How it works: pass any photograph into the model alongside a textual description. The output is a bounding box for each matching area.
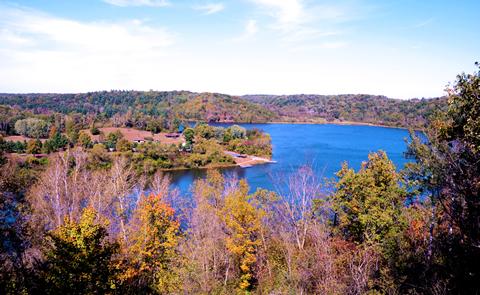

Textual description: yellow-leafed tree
[222,180,263,291]
[40,207,119,294]
[123,193,181,294]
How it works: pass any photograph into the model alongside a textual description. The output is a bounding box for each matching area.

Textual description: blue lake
[167,124,412,195]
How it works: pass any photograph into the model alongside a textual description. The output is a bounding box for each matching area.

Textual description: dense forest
[0,90,446,129]
[0,91,277,124]
[1,65,479,294]
[244,94,447,128]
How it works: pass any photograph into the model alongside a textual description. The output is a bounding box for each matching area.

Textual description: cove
[166,123,412,195]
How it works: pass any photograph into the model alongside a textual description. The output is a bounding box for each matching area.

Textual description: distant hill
[243,94,447,128]
[0,91,447,129]
[0,91,277,123]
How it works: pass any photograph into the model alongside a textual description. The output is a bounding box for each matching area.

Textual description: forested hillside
[0,91,277,123]
[244,94,447,128]
[0,91,446,129]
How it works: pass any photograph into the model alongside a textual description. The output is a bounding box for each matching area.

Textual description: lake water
[167,123,411,195]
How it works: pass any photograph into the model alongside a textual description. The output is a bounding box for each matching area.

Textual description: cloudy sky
[0,0,479,98]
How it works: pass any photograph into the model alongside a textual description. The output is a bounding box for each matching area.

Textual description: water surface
[168,124,411,194]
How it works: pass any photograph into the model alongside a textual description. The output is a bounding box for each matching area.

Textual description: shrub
[90,125,100,135]
[14,118,50,138]
[116,138,132,152]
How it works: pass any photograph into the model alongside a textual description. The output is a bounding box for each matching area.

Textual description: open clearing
[83,127,185,145]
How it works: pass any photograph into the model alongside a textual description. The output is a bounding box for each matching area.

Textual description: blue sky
[0,0,478,98]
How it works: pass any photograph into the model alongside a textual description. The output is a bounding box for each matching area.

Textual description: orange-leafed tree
[48,125,58,139]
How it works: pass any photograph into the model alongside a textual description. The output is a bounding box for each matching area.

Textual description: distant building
[165,133,180,138]
[132,138,145,144]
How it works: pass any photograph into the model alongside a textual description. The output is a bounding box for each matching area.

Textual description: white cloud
[0,6,175,92]
[250,0,305,25]
[289,41,348,52]
[232,19,258,42]
[245,19,258,35]
[102,0,170,7]
[0,9,174,53]
[248,0,355,47]
[249,0,361,27]
[280,27,340,43]
[194,2,225,15]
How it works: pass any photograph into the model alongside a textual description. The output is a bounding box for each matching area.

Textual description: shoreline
[5,152,274,172]
[267,121,408,129]
[158,163,238,172]
[3,121,415,173]
[158,157,274,172]
[212,120,422,131]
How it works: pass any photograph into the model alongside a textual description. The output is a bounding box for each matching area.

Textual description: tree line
[243,94,447,129]
[0,90,446,130]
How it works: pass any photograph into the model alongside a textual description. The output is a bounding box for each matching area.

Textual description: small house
[132,138,145,144]
[165,133,180,138]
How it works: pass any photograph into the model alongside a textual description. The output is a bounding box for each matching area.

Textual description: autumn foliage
[1,65,479,294]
